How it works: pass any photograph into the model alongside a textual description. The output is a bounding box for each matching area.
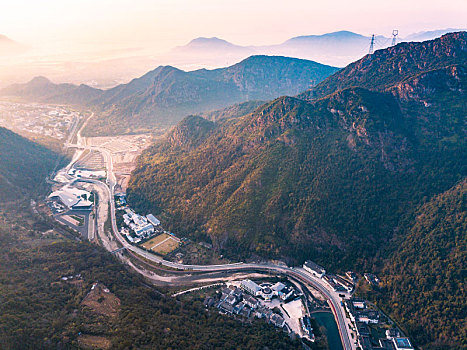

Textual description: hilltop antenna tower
[391,30,399,46]
[369,34,375,54]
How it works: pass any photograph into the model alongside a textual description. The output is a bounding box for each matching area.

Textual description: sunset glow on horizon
[1,0,466,54]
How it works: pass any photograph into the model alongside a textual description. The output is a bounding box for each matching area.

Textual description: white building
[132,214,147,226]
[134,223,154,237]
[271,282,286,293]
[303,261,326,278]
[240,280,262,296]
[49,186,93,210]
[146,214,161,226]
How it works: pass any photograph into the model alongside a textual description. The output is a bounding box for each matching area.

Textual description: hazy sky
[1,0,466,55]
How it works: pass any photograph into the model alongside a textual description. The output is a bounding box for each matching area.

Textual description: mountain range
[0,28,462,92]
[169,29,465,68]
[1,55,339,135]
[126,32,466,349]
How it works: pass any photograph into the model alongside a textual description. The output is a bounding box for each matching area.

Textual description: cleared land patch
[78,335,111,350]
[141,233,180,255]
[81,283,120,318]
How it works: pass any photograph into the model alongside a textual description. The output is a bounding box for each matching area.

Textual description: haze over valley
[0,1,465,349]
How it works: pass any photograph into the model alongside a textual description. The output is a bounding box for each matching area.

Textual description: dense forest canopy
[127,32,467,349]
[0,127,59,201]
[362,180,466,349]
[128,32,466,268]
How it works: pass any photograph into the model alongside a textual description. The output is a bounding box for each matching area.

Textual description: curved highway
[80,175,354,350]
[61,116,355,350]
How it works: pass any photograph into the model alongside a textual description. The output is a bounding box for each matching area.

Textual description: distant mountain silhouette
[166,29,465,67]
[0,34,27,55]
[1,55,338,135]
[404,28,465,42]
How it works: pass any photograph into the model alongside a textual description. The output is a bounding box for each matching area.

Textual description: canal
[312,311,344,350]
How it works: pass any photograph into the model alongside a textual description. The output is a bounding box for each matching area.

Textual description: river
[312,311,344,350]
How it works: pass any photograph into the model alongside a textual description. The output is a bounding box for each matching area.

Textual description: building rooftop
[356,322,370,336]
[240,279,261,293]
[218,301,234,313]
[225,295,237,305]
[146,214,160,226]
[222,288,232,296]
[304,260,326,274]
[271,282,286,292]
[49,186,92,209]
[244,295,258,305]
[386,328,401,339]
[393,337,414,350]
[269,314,285,327]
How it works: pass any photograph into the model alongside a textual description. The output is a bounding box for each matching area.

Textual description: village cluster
[344,298,414,350]
[203,279,316,342]
[116,194,182,257]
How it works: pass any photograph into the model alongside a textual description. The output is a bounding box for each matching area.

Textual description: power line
[392,29,399,46]
[369,34,375,54]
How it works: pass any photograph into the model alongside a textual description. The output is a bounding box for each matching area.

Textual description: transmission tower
[391,29,399,46]
[369,34,375,54]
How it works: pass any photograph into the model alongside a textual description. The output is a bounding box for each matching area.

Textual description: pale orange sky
[1,0,466,56]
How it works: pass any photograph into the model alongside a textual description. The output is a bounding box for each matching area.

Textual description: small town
[201,279,316,342]
[0,101,81,141]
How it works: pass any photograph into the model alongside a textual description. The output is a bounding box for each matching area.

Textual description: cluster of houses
[303,260,354,293]
[121,208,161,242]
[345,298,379,325]
[204,280,300,332]
[345,298,413,350]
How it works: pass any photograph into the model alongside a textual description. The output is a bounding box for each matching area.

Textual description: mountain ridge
[1,55,339,135]
[127,31,466,268]
[299,31,467,100]
[126,34,466,348]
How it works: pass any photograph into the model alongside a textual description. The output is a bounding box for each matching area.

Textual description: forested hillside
[127,32,466,268]
[298,31,466,100]
[0,124,301,349]
[200,100,265,122]
[0,219,301,349]
[126,31,467,349]
[361,180,466,350]
[0,127,58,201]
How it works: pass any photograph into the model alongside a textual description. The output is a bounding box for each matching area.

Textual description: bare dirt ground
[85,134,155,192]
[81,283,120,318]
[81,183,117,250]
[76,150,105,170]
[78,335,112,350]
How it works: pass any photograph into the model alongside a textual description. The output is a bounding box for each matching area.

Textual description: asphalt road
[59,114,355,350]
[108,179,352,350]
